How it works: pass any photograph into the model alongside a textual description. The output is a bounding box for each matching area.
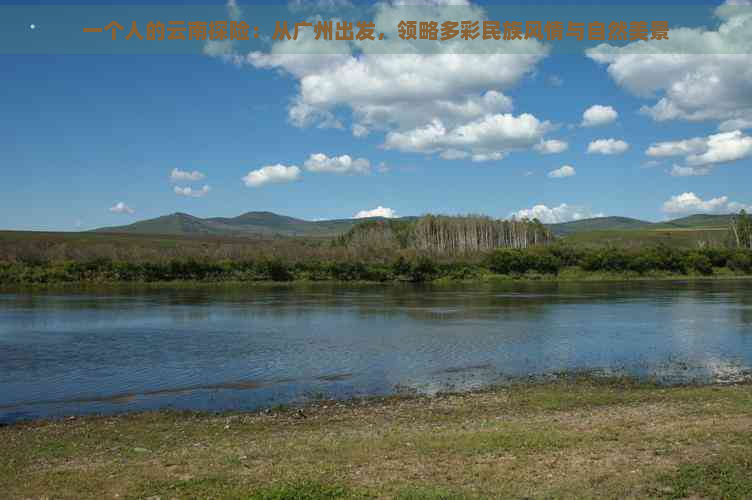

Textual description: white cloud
[384,113,551,158]
[510,203,603,224]
[204,40,234,57]
[226,0,241,20]
[647,130,752,168]
[581,105,618,127]
[231,0,550,153]
[202,0,242,56]
[670,165,712,177]
[547,165,576,178]
[587,3,752,126]
[719,117,752,132]
[685,131,752,166]
[288,0,354,12]
[646,138,707,158]
[535,139,568,154]
[471,152,505,162]
[174,185,211,198]
[303,153,370,174]
[353,206,397,219]
[242,164,301,187]
[662,192,751,214]
[170,168,206,182]
[352,124,370,137]
[247,51,542,133]
[109,202,134,214]
[587,138,630,155]
[439,149,469,160]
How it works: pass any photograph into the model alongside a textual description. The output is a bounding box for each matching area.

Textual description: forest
[1,213,751,284]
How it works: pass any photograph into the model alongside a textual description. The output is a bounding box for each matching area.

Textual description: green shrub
[729,252,752,273]
[686,252,714,275]
[410,256,438,282]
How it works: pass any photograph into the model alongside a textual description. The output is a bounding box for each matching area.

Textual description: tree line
[729,210,752,249]
[339,215,554,254]
[2,212,752,284]
[2,245,751,285]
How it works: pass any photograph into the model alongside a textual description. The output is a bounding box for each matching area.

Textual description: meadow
[2,378,751,499]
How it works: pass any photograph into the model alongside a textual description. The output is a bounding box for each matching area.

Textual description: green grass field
[2,379,752,499]
[562,227,729,249]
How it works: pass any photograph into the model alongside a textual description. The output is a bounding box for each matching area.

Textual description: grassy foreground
[2,379,752,499]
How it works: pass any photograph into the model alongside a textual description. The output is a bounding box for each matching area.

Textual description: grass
[2,379,752,499]
[563,228,729,249]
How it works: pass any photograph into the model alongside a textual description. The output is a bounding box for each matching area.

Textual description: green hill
[651,214,734,230]
[93,211,737,242]
[548,217,651,236]
[94,211,392,238]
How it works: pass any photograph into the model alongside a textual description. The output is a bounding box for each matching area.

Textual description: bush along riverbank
[1,246,752,285]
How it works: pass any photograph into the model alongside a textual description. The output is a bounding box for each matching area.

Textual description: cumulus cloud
[581,105,618,127]
[587,2,752,126]
[170,168,206,182]
[303,153,370,174]
[535,139,568,154]
[109,202,134,214]
[547,165,576,178]
[228,0,551,154]
[587,138,630,155]
[246,50,542,133]
[510,203,603,224]
[174,185,211,197]
[242,164,301,187]
[646,130,752,169]
[662,192,751,214]
[353,206,398,219]
[646,137,707,158]
[384,113,551,158]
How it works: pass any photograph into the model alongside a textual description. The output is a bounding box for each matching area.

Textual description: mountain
[93,211,737,239]
[548,217,650,236]
[651,214,735,230]
[93,211,389,238]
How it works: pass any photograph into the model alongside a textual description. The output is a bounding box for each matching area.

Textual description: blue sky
[1,0,750,231]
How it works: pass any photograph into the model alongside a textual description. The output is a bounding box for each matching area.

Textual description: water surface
[2,280,752,422]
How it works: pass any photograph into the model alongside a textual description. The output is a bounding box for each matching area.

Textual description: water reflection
[1,280,751,422]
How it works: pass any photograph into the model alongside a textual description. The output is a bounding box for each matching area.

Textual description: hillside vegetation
[91,210,737,239]
[93,211,407,238]
[2,213,751,285]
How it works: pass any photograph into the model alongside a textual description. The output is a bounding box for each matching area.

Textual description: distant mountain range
[93,211,400,238]
[93,211,735,238]
[549,214,734,236]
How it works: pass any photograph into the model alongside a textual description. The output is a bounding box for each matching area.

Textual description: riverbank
[2,379,751,499]
[2,270,752,291]
[2,245,751,286]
